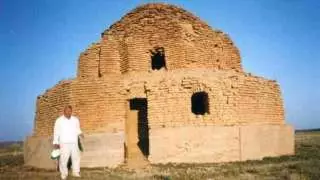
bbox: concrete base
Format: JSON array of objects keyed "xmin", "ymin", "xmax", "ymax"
[
  {"xmin": 24, "ymin": 136, "xmax": 57, "ymax": 169},
  {"xmin": 24, "ymin": 132, "xmax": 124, "ymax": 169},
  {"xmin": 148, "ymin": 124, "xmax": 294, "ymax": 163},
  {"xmin": 24, "ymin": 124, "xmax": 294, "ymax": 169}
]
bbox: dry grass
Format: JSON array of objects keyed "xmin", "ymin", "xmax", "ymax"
[{"xmin": 1, "ymin": 131, "xmax": 320, "ymax": 180}]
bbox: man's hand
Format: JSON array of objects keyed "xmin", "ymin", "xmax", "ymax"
[
  {"xmin": 53, "ymin": 144, "xmax": 60, "ymax": 149},
  {"xmin": 79, "ymin": 134, "xmax": 84, "ymax": 139}
]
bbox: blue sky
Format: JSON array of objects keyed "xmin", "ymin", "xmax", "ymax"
[{"xmin": 0, "ymin": 0, "xmax": 319, "ymax": 141}]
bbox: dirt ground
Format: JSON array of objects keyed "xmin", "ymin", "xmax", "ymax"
[{"xmin": 1, "ymin": 131, "xmax": 320, "ymax": 180}]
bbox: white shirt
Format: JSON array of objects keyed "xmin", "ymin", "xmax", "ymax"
[{"xmin": 53, "ymin": 115, "xmax": 82, "ymax": 144}]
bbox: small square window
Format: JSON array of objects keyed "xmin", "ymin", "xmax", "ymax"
[
  {"xmin": 191, "ymin": 91, "xmax": 209, "ymax": 115},
  {"xmin": 151, "ymin": 47, "xmax": 166, "ymax": 70}
]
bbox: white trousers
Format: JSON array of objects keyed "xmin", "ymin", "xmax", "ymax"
[{"xmin": 59, "ymin": 143, "xmax": 80, "ymax": 176}]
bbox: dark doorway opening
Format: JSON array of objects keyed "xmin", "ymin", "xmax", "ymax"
[
  {"xmin": 151, "ymin": 47, "xmax": 166, "ymax": 70},
  {"xmin": 129, "ymin": 98, "xmax": 149, "ymax": 157},
  {"xmin": 191, "ymin": 92, "xmax": 209, "ymax": 115}
]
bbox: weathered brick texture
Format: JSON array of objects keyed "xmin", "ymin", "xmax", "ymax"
[
  {"xmin": 33, "ymin": 3, "xmax": 284, "ymax": 137},
  {"xmin": 25, "ymin": 3, "xmax": 294, "ymax": 168}
]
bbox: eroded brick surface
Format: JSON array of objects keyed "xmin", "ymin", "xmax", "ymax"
[
  {"xmin": 28, "ymin": 3, "xmax": 292, "ymax": 167},
  {"xmin": 34, "ymin": 70, "xmax": 284, "ymax": 136}
]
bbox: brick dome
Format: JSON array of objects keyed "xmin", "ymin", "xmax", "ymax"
[
  {"xmin": 78, "ymin": 3, "xmax": 242, "ymax": 78},
  {"xmin": 104, "ymin": 3, "xmax": 219, "ymax": 38}
]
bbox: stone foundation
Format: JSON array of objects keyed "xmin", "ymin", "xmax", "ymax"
[
  {"xmin": 149, "ymin": 124, "xmax": 294, "ymax": 164},
  {"xmin": 24, "ymin": 124, "xmax": 293, "ymax": 169}
]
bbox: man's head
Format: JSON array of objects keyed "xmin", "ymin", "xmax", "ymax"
[{"xmin": 63, "ymin": 105, "xmax": 72, "ymax": 119}]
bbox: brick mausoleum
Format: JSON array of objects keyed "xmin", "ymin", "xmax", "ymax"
[{"xmin": 24, "ymin": 3, "xmax": 294, "ymax": 169}]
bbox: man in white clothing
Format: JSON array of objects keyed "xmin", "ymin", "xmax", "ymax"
[{"xmin": 53, "ymin": 105, "xmax": 83, "ymax": 179}]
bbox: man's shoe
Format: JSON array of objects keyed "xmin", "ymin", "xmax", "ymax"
[
  {"xmin": 72, "ymin": 172, "xmax": 81, "ymax": 178},
  {"xmin": 61, "ymin": 174, "xmax": 67, "ymax": 180}
]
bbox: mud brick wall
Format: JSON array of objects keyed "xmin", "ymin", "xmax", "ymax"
[
  {"xmin": 77, "ymin": 38, "xmax": 124, "ymax": 77},
  {"xmin": 124, "ymin": 70, "xmax": 284, "ymax": 129},
  {"xmin": 34, "ymin": 80, "xmax": 72, "ymax": 136},
  {"xmin": 32, "ymin": 3, "xmax": 285, "ymax": 137},
  {"xmin": 113, "ymin": 34, "xmax": 241, "ymax": 73},
  {"xmin": 237, "ymin": 75, "xmax": 284, "ymax": 124},
  {"xmin": 70, "ymin": 76, "xmax": 126, "ymax": 134},
  {"xmin": 34, "ymin": 76, "xmax": 126, "ymax": 137},
  {"xmin": 99, "ymin": 37, "xmax": 122, "ymax": 75},
  {"xmin": 77, "ymin": 43, "xmax": 101, "ymax": 79},
  {"xmin": 35, "ymin": 69, "xmax": 284, "ymax": 136}
]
